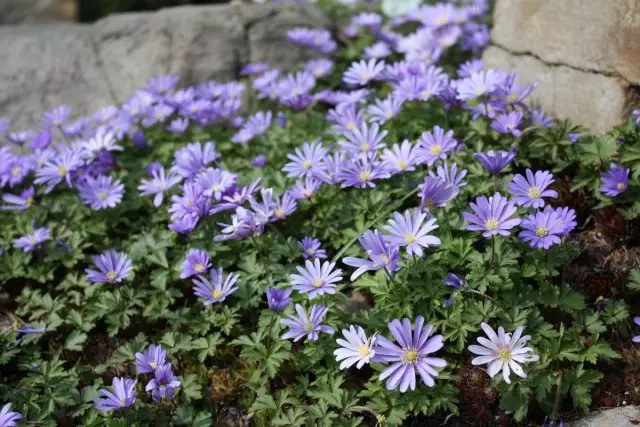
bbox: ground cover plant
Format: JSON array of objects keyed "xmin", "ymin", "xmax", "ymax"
[{"xmin": 2, "ymin": 0, "xmax": 640, "ymax": 426}]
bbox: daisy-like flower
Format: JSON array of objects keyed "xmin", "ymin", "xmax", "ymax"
[
  {"xmin": 147, "ymin": 74, "xmax": 179, "ymax": 95},
  {"xmin": 339, "ymin": 157, "xmax": 390, "ymax": 189},
  {"xmin": 298, "ymin": 237, "xmax": 328, "ymax": 259},
  {"xmin": 314, "ymin": 152, "xmax": 346, "ymax": 184},
  {"xmin": 327, "ymin": 103, "xmax": 365, "ymax": 135},
  {"xmin": 138, "ymin": 166, "xmax": 182, "ymax": 207},
  {"xmin": 508, "ymin": 169, "xmax": 558, "ymax": 208},
  {"xmin": 145, "ymin": 363, "xmax": 181, "ymax": 402},
  {"xmin": 599, "ymin": 163, "xmax": 630, "ymax": 197},
  {"xmin": 382, "ymin": 140, "xmax": 420, "ymax": 174},
  {"xmin": 196, "ymin": 167, "xmax": 237, "ymax": 200},
  {"xmin": 0, "ymin": 402, "xmax": 22, "ymax": 426},
  {"xmin": 343, "ymin": 59, "xmax": 385, "ymax": 86},
  {"xmin": 291, "ymin": 259, "xmax": 343, "ymax": 299},
  {"xmin": 288, "ymin": 177, "xmax": 322, "ymax": 201},
  {"xmin": 491, "ymin": 111, "xmax": 524, "ymax": 137},
  {"xmin": 463, "ymin": 193, "xmax": 521, "ymax": 237},
  {"xmin": 13, "ymin": 227, "xmax": 51, "ymax": 253},
  {"xmin": 543, "ymin": 206, "xmax": 577, "ymax": 236},
  {"xmin": 280, "ymin": 304, "xmax": 334, "ymax": 342},
  {"xmin": 519, "ymin": 210, "xmax": 565, "ymax": 249},
  {"xmin": 1, "ymin": 187, "xmax": 35, "ymax": 211},
  {"xmin": 334, "ymin": 325, "xmax": 377, "ymax": 369},
  {"xmin": 85, "ymin": 249, "xmax": 133, "ymax": 284},
  {"xmin": 368, "ymin": 96, "xmax": 404, "ymax": 123},
  {"xmin": 93, "ymin": 377, "xmax": 137, "ymax": 412},
  {"xmin": 375, "ymin": 316, "xmax": 447, "ymax": 392},
  {"xmin": 417, "ymin": 126, "xmax": 458, "ymax": 166},
  {"xmin": 42, "ymin": 105, "xmax": 72, "ymax": 128},
  {"xmin": 468, "ymin": 322, "xmax": 539, "ymax": 384},
  {"xmin": 475, "ymin": 150, "xmax": 516, "ymax": 174},
  {"xmin": 455, "ymin": 69, "xmax": 502, "ymax": 100},
  {"xmin": 266, "ymin": 288, "xmax": 292, "ymax": 312},
  {"xmin": 304, "ymin": 58, "xmax": 334, "ymax": 78},
  {"xmin": 383, "ymin": 209, "xmax": 441, "ymax": 258},
  {"xmin": 77, "ymin": 175, "xmax": 125, "ymax": 210},
  {"xmin": 282, "ymin": 141, "xmax": 328, "ymax": 178},
  {"xmin": 271, "ymin": 192, "xmax": 298, "ymax": 221},
  {"xmin": 171, "ymin": 141, "xmax": 220, "ymax": 179},
  {"xmin": 442, "ymin": 273, "xmax": 466, "ymax": 308},
  {"xmin": 180, "ymin": 249, "xmax": 211, "ymax": 279},
  {"xmin": 364, "ymin": 41, "xmax": 392, "ymax": 59},
  {"xmin": 81, "ymin": 127, "xmax": 122, "ymax": 159},
  {"xmin": 35, "ymin": 146, "xmax": 85, "ymax": 193},
  {"xmin": 429, "ymin": 162, "xmax": 467, "ymax": 195},
  {"xmin": 135, "ymin": 344, "xmax": 167, "ymax": 374},
  {"xmin": 343, "ymin": 230, "xmax": 399, "ymax": 281},
  {"xmin": 419, "ymin": 176, "xmax": 456, "ymax": 211},
  {"xmin": 339, "ymin": 122, "xmax": 387, "ymax": 158},
  {"xmin": 633, "ymin": 317, "xmax": 640, "ymax": 343},
  {"xmin": 192, "ymin": 268, "xmax": 239, "ymax": 305},
  {"xmin": 167, "ymin": 117, "xmax": 189, "ymax": 134}
]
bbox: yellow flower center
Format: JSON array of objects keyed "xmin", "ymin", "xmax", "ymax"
[
  {"xmin": 402, "ymin": 348, "xmax": 420, "ymax": 364},
  {"xmin": 497, "ymin": 347, "xmax": 511, "ymax": 362},
  {"xmin": 360, "ymin": 143, "xmax": 370, "ymax": 152},
  {"xmin": 436, "ymin": 16, "xmax": 447, "ymax": 26},
  {"xmin": 11, "ymin": 166, "xmax": 22, "ymax": 177},
  {"xmin": 385, "ymin": 111, "xmax": 393, "ymax": 119},
  {"xmin": 359, "ymin": 171, "xmax": 371, "ymax": 182},
  {"xmin": 617, "ymin": 182, "xmax": 626, "ymax": 190},
  {"xmin": 26, "ymin": 197, "xmax": 34, "ymax": 207},
  {"xmin": 211, "ymin": 184, "xmax": 222, "ymax": 192},
  {"xmin": 212, "ymin": 289, "xmax": 222, "ymax": 299},
  {"xmin": 303, "ymin": 160, "xmax": 312, "ymax": 169},
  {"xmin": 485, "ymin": 217, "xmax": 499, "ymax": 231},
  {"xmin": 106, "ymin": 271, "xmax": 117, "ymax": 281},
  {"xmin": 314, "ymin": 68, "xmax": 322, "ymax": 76},
  {"xmin": 275, "ymin": 207, "xmax": 285, "ymax": 218},
  {"xmin": 292, "ymin": 87, "xmax": 301, "ymax": 96},
  {"xmin": 307, "ymin": 248, "xmax": 316, "ymax": 255},
  {"xmin": 405, "ymin": 233, "xmax": 416, "ymax": 243},
  {"xmin": 429, "ymin": 145, "xmax": 443, "ymax": 155},
  {"xmin": 98, "ymin": 192, "xmax": 108, "ymax": 201},
  {"xmin": 380, "ymin": 254, "xmax": 390, "ymax": 265},
  {"xmin": 360, "ymin": 72, "xmax": 372, "ymax": 81},
  {"xmin": 193, "ymin": 263, "xmax": 204, "ymax": 273},
  {"xmin": 119, "ymin": 398, "xmax": 126, "ymax": 406},
  {"xmin": 358, "ymin": 344, "xmax": 372, "ymax": 357},
  {"xmin": 507, "ymin": 94, "xmax": 517, "ymax": 103},
  {"xmin": 421, "ymin": 90, "xmax": 432, "ymax": 99},
  {"xmin": 150, "ymin": 361, "xmax": 158, "ymax": 369},
  {"xmin": 346, "ymin": 121, "xmax": 356, "ymax": 130},
  {"xmin": 535, "ymin": 226, "xmax": 548, "ymax": 237},
  {"xmin": 396, "ymin": 160, "xmax": 407, "ymax": 170},
  {"xmin": 312, "ymin": 278, "xmax": 324, "ymax": 288},
  {"xmin": 302, "ymin": 189, "xmax": 312, "ymax": 197},
  {"xmin": 424, "ymin": 199, "xmax": 435, "ymax": 210},
  {"xmin": 528, "ymin": 187, "xmax": 541, "ymax": 198},
  {"xmin": 474, "ymin": 86, "xmax": 485, "ymax": 95}
]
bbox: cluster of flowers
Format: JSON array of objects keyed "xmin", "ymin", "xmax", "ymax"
[{"xmin": 94, "ymin": 344, "xmax": 180, "ymax": 412}]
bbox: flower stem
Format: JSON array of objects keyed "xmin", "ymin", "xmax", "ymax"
[
  {"xmin": 490, "ymin": 236, "xmax": 496, "ymax": 267},
  {"xmin": 251, "ymin": 235, "xmax": 272, "ymax": 286}
]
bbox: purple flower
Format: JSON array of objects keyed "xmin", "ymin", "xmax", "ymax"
[
  {"xmin": 0, "ymin": 403, "xmax": 22, "ymax": 426},
  {"xmin": 245, "ymin": 110, "xmax": 272, "ymax": 136},
  {"xmin": 30, "ymin": 130, "xmax": 53, "ymax": 151},
  {"xmin": 240, "ymin": 62, "xmax": 270, "ymax": 76},
  {"xmin": 599, "ymin": 163, "xmax": 630, "ymax": 197},
  {"xmin": 383, "ymin": 210, "xmax": 441, "ymax": 258},
  {"xmin": 339, "ymin": 122, "xmax": 388, "ymax": 158},
  {"xmin": 491, "ymin": 111, "xmax": 524, "ymax": 137},
  {"xmin": 375, "ymin": 316, "xmax": 447, "ymax": 392},
  {"xmin": 135, "ymin": 344, "xmax": 167, "ymax": 374},
  {"xmin": 167, "ymin": 118, "xmax": 189, "ymax": 134},
  {"xmin": 305, "ymin": 58, "xmax": 334, "ymax": 78},
  {"xmin": 180, "ymin": 249, "xmax": 211, "ymax": 279},
  {"xmin": 475, "ymin": 150, "xmax": 516, "ymax": 174},
  {"xmin": 519, "ymin": 210, "xmax": 565, "ymax": 249},
  {"xmin": 0, "ymin": 117, "xmax": 10, "ymax": 134},
  {"xmin": 146, "ymin": 74, "xmax": 179, "ymax": 95},
  {"xmin": 333, "ymin": 89, "xmax": 371, "ymax": 106},
  {"xmin": 530, "ymin": 109, "xmax": 554, "ymax": 128},
  {"xmin": 283, "ymin": 141, "xmax": 328, "ymax": 178},
  {"xmin": 280, "ymin": 304, "xmax": 334, "ymax": 342},
  {"xmin": 266, "ymin": 288, "xmax": 292, "ymax": 312},
  {"xmin": 145, "ymin": 363, "xmax": 180, "ymax": 402},
  {"xmin": 382, "ymin": 140, "xmax": 420, "ymax": 174},
  {"xmin": 291, "ymin": 259, "xmax": 343, "ymax": 299},
  {"xmin": 77, "ymin": 175, "xmax": 125, "ymax": 210},
  {"xmin": 276, "ymin": 71, "xmax": 316, "ymax": 100},
  {"xmin": 251, "ymin": 154, "xmax": 267, "ymax": 168},
  {"xmin": 419, "ymin": 176, "xmax": 456, "ymax": 211},
  {"xmin": 343, "ymin": 59, "xmax": 386, "ymax": 86},
  {"xmin": 633, "ymin": 317, "xmax": 640, "ymax": 343},
  {"xmin": 343, "ymin": 230, "xmax": 399, "ymax": 281},
  {"xmin": 93, "ymin": 377, "xmax": 137, "ymax": 411},
  {"xmin": 327, "ymin": 103, "xmax": 365, "ymax": 135},
  {"xmin": 193, "ymin": 268, "xmax": 239, "ymax": 305},
  {"xmin": 138, "ymin": 166, "xmax": 182, "ymax": 207},
  {"xmin": 209, "ymin": 180, "xmax": 261, "ymax": 215},
  {"xmin": 352, "ymin": 11, "xmax": 382, "ymax": 30},
  {"xmin": 288, "ymin": 177, "xmax": 322, "ymax": 201},
  {"xmin": 169, "ymin": 182, "xmax": 211, "ymax": 222},
  {"xmin": 298, "ymin": 237, "xmax": 327, "ymax": 260},
  {"xmin": 196, "ymin": 167, "xmax": 236, "ymax": 201},
  {"xmin": 13, "ymin": 227, "xmax": 51, "ymax": 253},
  {"xmin": 131, "ymin": 130, "xmax": 148, "ymax": 149},
  {"xmin": 417, "ymin": 126, "xmax": 458, "ymax": 166},
  {"xmin": 544, "ymin": 206, "xmax": 577, "ymax": 236},
  {"xmin": 508, "ymin": 169, "xmax": 557, "ymax": 208},
  {"xmin": 271, "ymin": 192, "xmax": 298, "ymax": 221},
  {"xmin": 1, "ymin": 187, "xmax": 34, "ymax": 211},
  {"xmin": 286, "ymin": 28, "xmax": 336, "ymax": 54},
  {"xmin": 365, "ymin": 41, "xmax": 392, "ymax": 59},
  {"xmin": 338, "ymin": 157, "xmax": 390, "ymax": 189},
  {"xmin": 334, "ymin": 325, "xmax": 377, "ymax": 370},
  {"xmin": 463, "ymin": 193, "xmax": 521, "ymax": 237},
  {"xmin": 85, "ymin": 249, "xmax": 133, "ymax": 284},
  {"xmin": 171, "ymin": 141, "xmax": 220, "ymax": 179},
  {"xmin": 314, "ymin": 152, "xmax": 347, "ymax": 184},
  {"xmin": 34, "ymin": 146, "xmax": 85, "ymax": 193},
  {"xmin": 368, "ymin": 96, "xmax": 403, "ymax": 123},
  {"xmin": 458, "ymin": 59, "xmax": 484, "ymax": 78},
  {"xmin": 8, "ymin": 130, "xmax": 34, "ymax": 146},
  {"xmin": 456, "ymin": 69, "xmax": 502, "ymax": 100},
  {"xmin": 442, "ymin": 273, "xmax": 465, "ymax": 307}
]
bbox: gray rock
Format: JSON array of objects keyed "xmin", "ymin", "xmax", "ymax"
[
  {"xmin": 483, "ymin": 45, "xmax": 638, "ymax": 134},
  {"xmin": 572, "ymin": 405, "xmax": 640, "ymax": 427},
  {"xmin": 0, "ymin": 2, "xmax": 330, "ymax": 130}
]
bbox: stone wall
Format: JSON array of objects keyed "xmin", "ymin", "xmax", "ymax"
[{"xmin": 483, "ymin": 0, "xmax": 640, "ymax": 133}]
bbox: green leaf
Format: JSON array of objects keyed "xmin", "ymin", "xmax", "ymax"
[{"xmin": 64, "ymin": 331, "xmax": 88, "ymax": 352}]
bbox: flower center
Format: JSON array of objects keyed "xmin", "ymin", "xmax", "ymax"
[
  {"xmin": 497, "ymin": 347, "xmax": 511, "ymax": 362},
  {"xmin": 359, "ymin": 171, "xmax": 371, "ymax": 182},
  {"xmin": 429, "ymin": 145, "xmax": 443, "ymax": 155},
  {"xmin": 485, "ymin": 217, "xmax": 499, "ymax": 231},
  {"xmin": 312, "ymin": 278, "xmax": 324, "ymax": 288},
  {"xmin": 307, "ymin": 248, "xmax": 316, "ymax": 255},
  {"xmin": 304, "ymin": 321, "xmax": 314, "ymax": 332},
  {"xmin": 421, "ymin": 90, "xmax": 432, "ymax": 99},
  {"xmin": 528, "ymin": 187, "xmax": 541, "ymax": 198},
  {"xmin": 396, "ymin": 160, "xmax": 407, "ymax": 170},
  {"xmin": 303, "ymin": 160, "xmax": 312, "ymax": 169},
  {"xmin": 302, "ymin": 189, "xmax": 312, "ymax": 197},
  {"xmin": 11, "ymin": 166, "xmax": 22, "ymax": 177},
  {"xmin": 212, "ymin": 289, "xmax": 222, "ymax": 299},
  {"xmin": 275, "ymin": 207, "xmax": 285, "ymax": 218},
  {"xmin": 405, "ymin": 233, "xmax": 416, "ymax": 243},
  {"xmin": 617, "ymin": 182, "xmax": 626, "ymax": 190},
  {"xmin": 360, "ymin": 72, "xmax": 372, "ymax": 82},
  {"xmin": 346, "ymin": 121, "xmax": 356, "ymax": 130},
  {"xmin": 360, "ymin": 143, "xmax": 370, "ymax": 152},
  {"xmin": 358, "ymin": 344, "xmax": 372, "ymax": 357},
  {"xmin": 98, "ymin": 192, "xmax": 108, "ymax": 201},
  {"xmin": 106, "ymin": 271, "xmax": 117, "ymax": 281},
  {"xmin": 212, "ymin": 184, "xmax": 222, "ymax": 192},
  {"xmin": 119, "ymin": 398, "xmax": 126, "ymax": 406},
  {"xmin": 150, "ymin": 361, "xmax": 158, "ymax": 369},
  {"xmin": 193, "ymin": 263, "xmax": 204, "ymax": 273},
  {"xmin": 436, "ymin": 16, "xmax": 447, "ymax": 26},
  {"xmin": 474, "ymin": 86, "xmax": 486, "ymax": 96},
  {"xmin": 385, "ymin": 111, "xmax": 393, "ymax": 119},
  {"xmin": 401, "ymin": 347, "xmax": 420, "ymax": 364},
  {"xmin": 507, "ymin": 94, "xmax": 517, "ymax": 103},
  {"xmin": 535, "ymin": 226, "xmax": 548, "ymax": 237}
]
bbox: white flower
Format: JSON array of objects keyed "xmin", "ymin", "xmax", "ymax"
[
  {"xmin": 334, "ymin": 325, "xmax": 376, "ymax": 369},
  {"xmin": 468, "ymin": 322, "xmax": 539, "ymax": 384},
  {"xmin": 81, "ymin": 126, "xmax": 122, "ymax": 159}
]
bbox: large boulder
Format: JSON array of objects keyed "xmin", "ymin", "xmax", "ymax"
[
  {"xmin": 0, "ymin": 2, "xmax": 330, "ymax": 130},
  {"xmin": 573, "ymin": 405, "xmax": 640, "ymax": 427},
  {"xmin": 483, "ymin": 0, "xmax": 640, "ymax": 133}
]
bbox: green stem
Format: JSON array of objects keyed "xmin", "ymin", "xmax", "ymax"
[
  {"xmin": 490, "ymin": 236, "xmax": 496, "ymax": 267},
  {"xmin": 251, "ymin": 236, "xmax": 272, "ymax": 286},
  {"xmin": 384, "ymin": 269, "xmax": 397, "ymax": 287},
  {"xmin": 469, "ymin": 289, "xmax": 500, "ymax": 306},
  {"xmin": 265, "ymin": 312, "xmax": 277, "ymax": 351}
]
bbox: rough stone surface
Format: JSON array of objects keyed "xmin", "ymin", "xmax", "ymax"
[
  {"xmin": 573, "ymin": 405, "xmax": 640, "ymax": 426},
  {"xmin": 0, "ymin": 2, "xmax": 329, "ymax": 130},
  {"xmin": 491, "ymin": 0, "xmax": 640, "ymax": 85},
  {"xmin": 0, "ymin": 0, "xmax": 77, "ymax": 24},
  {"xmin": 483, "ymin": 45, "xmax": 637, "ymax": 134}
]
